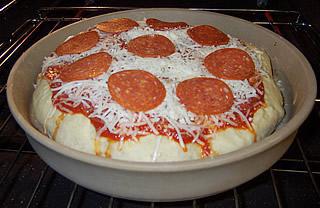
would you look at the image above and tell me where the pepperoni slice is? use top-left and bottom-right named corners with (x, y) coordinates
top-left (127, 34), bottom-right (175, 58)
top-left (59, 52), bottom-right (112, 82)
top-left (146, 18), bottom-right (188, 30)
top-left (96, 18), bottom-right (139, 33)
top-left (176, 77), bottom-right (234, 115)
top-left (55, 31), bottom-right (99, 56)
top-left (204, 48), bottom-right (255, 80)
top-left (108, 70), bottom-right (166, 112)
top-left (187, 25), bottom-right (229, 46)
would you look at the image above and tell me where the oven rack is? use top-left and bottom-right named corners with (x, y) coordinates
top-left (0, 7), bottom-right (320, 208)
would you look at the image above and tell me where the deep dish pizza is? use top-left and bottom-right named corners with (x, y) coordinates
top-left (31, 18), bottom-right (284, 162)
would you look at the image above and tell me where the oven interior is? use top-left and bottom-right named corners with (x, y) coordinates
top-left (0, 4), bottom-right (320, 208)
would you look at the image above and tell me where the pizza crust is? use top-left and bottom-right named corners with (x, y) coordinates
top-left (31, 45), bottom-right (284, 162)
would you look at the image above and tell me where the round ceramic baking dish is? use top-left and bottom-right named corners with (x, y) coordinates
top-left (7, 8), bottom-right (316, 202)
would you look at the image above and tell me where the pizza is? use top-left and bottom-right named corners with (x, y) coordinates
top-left (31, 17), bottom-right (284, 162)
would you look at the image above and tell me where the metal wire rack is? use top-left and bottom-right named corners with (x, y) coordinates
top-left (0, 6), bottom-right (320, 208)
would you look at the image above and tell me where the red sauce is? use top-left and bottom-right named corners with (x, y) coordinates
top-left (44, 70), bottom-right (265, 158)
top-left (90, 116), bottom-right (212, 157)
top-left (220, 82), bottom-right (264, 130)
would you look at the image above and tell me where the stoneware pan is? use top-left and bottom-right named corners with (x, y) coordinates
top-left (6, 8), bottom-right (317, 201)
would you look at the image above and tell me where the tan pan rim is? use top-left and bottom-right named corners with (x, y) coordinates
top-left (6, 8), bottom-right (317, 202)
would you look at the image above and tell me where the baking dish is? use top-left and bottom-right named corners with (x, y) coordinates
top-left (6, 8), bottom-right (316, 201)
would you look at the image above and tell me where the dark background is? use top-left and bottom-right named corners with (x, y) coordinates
top-left (0, 1), bottom-right (320, 208)
top-left (1, 0), bottom-right (320, 40)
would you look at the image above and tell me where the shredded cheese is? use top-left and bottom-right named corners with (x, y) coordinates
top-left (152, 136), bottom-right (162, 162)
